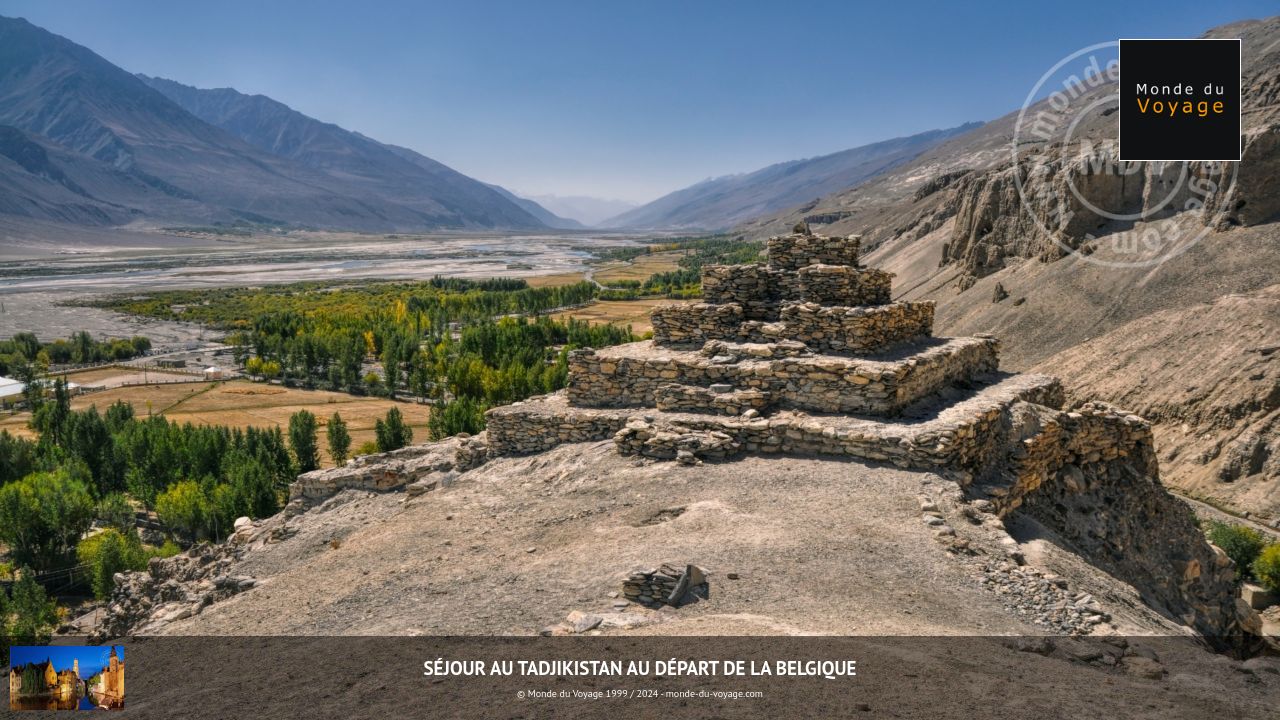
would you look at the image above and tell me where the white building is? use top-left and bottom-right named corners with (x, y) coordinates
top-left (0, 376), bottom-right (25, 407)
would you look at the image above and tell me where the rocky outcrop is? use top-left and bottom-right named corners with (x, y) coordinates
top-left (92, 518), bottom-right (268, 641)
top-left (942, 149), bottom-right (1264, 289)
top-left (288, 437), bottom-right (462, 504)
top-left (1201, 123), bottom-right (1280, 228)
top-left (974, 401), bottom-right (1260, 647)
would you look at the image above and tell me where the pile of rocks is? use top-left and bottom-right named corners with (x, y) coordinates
top-left (978, 559), bottom-right (1110, 635)
top-left (92, 538), bottom-right (254, 641)
top-left (622, 564), bottom-right (709, 607)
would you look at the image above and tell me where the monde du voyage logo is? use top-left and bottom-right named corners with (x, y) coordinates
top-left (1119, 38), bottom-right (1242, 161)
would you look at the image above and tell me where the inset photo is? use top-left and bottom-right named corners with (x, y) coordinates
top-left (8, 645), bottom-right (124, 711)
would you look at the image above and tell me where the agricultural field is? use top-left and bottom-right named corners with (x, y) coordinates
top-left (553, 298), bottom-right (675, 334)
top-left (0, 379), bottom-right (430, 467)
top-left (591, 249), bottom-right (685, 284)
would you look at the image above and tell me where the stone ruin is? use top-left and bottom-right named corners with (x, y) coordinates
top-left (483, 227), bottom-right (1027, 470)
top-left (622, 563), bottom-right (709, 608)
top-left (464, 227), bottom-right (1258, 644)
top-left (223, 226), bottom-right (1254, 647)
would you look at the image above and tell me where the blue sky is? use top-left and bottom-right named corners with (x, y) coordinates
top-left (10, 645), bottom-right (124, 678)
top-left (1, 0), bottom-right (1273, 202)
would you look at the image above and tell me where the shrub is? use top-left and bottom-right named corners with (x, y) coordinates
top-left (96, 492), bottom-right (135, 532)
top-left (427, 396), bottom-right (486, 440)
top-left (354, 440), bottom-right (379, 457)
top-left (1253, 544), bottom-right (1280, 593)
top-left (77, 529), bottom-right (148, 600)
top-left (151, 540), bottom-right (182, 559)
top-left (6, 571), bottom-right (58, 643)
top-left (1207, 521), bottom-right (1266, 580)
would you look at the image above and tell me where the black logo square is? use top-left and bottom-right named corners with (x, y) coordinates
top-left (1119, 38), bottom-right (1240, 161)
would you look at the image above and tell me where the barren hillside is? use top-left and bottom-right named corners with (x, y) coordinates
top-left (107, 441), bottom-right (1215, 638)
top-left (1033, 285), bottom-right (1280, 519)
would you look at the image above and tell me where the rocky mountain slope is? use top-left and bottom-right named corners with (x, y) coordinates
top-left (137, 74), bottom-right (549, 231)
top-left (602, 123), bottom-right (981, 230)
top-left (0, 15), bottom-right (544, 231)
top-left (735, 15), bottom-right (1280, 518)
top-left (1034, 286), bottom-right (1280, 518)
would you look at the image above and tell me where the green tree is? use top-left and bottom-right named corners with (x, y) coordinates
top-left (96, 492), bottom-right (135, 533)
top-left (7, 571), bottom-right (59, 643)
top-left (427, 396), bottom-right (486, 440)
top-left (155, 480), bottom-right (210, 541)
top-left (0, 469), bottom-right (96, 571)
top-left (0, 430), bottom-right (38, 485)
top-left (288, 410), bottom-right (320, 473)
top-left (375, 406), bottom-right (413, 452)
top-left (327, 411), bottom-right (351, 466)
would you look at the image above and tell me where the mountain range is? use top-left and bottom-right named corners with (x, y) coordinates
top-left (600, 123), bottom-right (981, 230)
top-left (0, 15), bottom-right (553, 232)
top-left (0, 14), bottom-right (984, 236)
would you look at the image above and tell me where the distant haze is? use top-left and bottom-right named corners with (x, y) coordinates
top-left (524, 195), bottom-right (638, 227)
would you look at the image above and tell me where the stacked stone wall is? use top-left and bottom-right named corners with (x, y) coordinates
top-left (485, 397), bottom-right (632, 454)
top-left (654, 383), bottom-right (773, 415)
top-left (797, 265), bottom-right (893, 306)
top-left (700, 265), bottom-right (796, 320)
top-left (778, 301), bottom-right (934, 354)
top-left (650, 302), bottom-right (744, 346)
top-left (989, 401), bottom-right (1253, 642)
top-left (613, 375), bottom-right (1064, 473)
top-left (768, 233), bottom-right (861, 270)
top-left (567, 339), bottom-right (999, 416)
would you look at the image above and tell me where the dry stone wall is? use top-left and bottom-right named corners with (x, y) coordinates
top-left (797, 264), bottom-right (892, 306)
top-left (778, 301), bottom-right (934, 355)
top-left (613, 374), bottom-right (1064, 473)
top-left (567, 337), bottom-right (999, 416)
top-left (486, 395), bottom-right (632, 454)
top-left (654, 383), bottom-right (773, 415)
top-left (768, 233), bottom-right (861, 270)
top-left (700, 265), bottom-right (793, 320)
top-left (984, 401), bottom-right (1256, 643)
top-left (650, 302), bottom-right (744, 346)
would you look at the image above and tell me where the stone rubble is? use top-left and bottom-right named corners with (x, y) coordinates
top-left (622, 564), bottom-right (709, 607)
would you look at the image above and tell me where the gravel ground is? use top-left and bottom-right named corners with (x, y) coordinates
top-left (158, 441), bottom-right (1184, 638)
